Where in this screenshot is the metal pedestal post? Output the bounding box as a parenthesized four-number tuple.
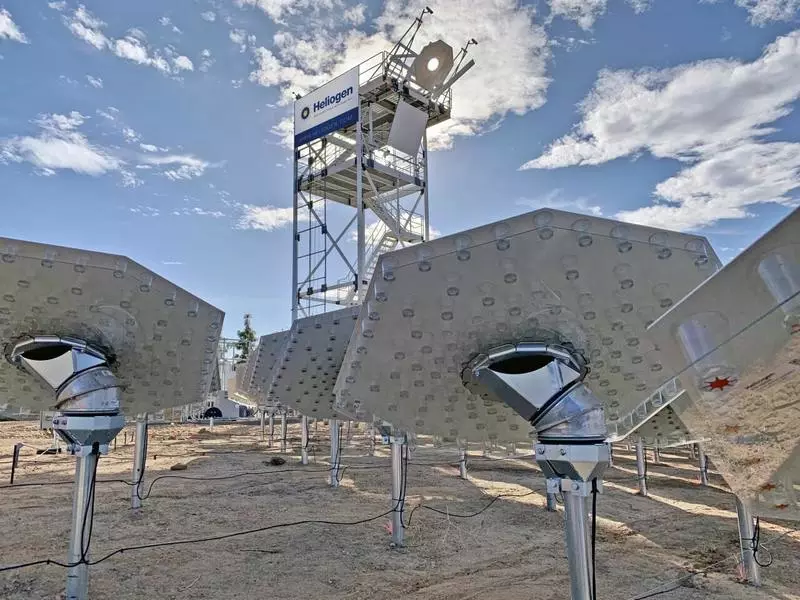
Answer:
(329, 419, 341, 487)
(368, 419, 376, 456)
(66, 451, 99, 600)
(546, 491, 558, 512)
(130, 416, 148, 509)
(209, 416, 214, 430)
(280, 411, 287, 454)
(635, 439, 648, 497)
(562, 487, 593, 600)
(301, 415, 309, 465)
(260, 411, 266, 442)
(390, 433, 406, 547)
(735, 496, 761, 586)
(607, 443, 614, 468)
(690, 443, 697, 459)
(458, 446, 467, 479)
(345, 420, 351, 445)
(652, 447, 661, 464)
(268, 412, 274, 447)
(482, 440, 489, 457)
(538, 444, 607, 600)
(698, 443, 709, 486)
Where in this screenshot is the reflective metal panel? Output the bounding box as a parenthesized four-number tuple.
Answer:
(628, 400, 698, 448)
(647, 208, 800, 520)
(248, 331, 289, 400)
(335, 209, 718, 442)
(269, 306, 362, 419)
(0, 237, 224, 414)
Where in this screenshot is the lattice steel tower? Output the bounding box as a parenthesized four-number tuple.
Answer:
(291, 9, 475, 319)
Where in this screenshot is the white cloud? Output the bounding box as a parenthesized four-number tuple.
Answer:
(140, 143, 169, 152)
(130, 205, 160, 217)
(159, 15, 182, 33)
(229, 29, 256, 52)
(522, 30, 800, 230)
(48, 1, 67, 10)
(715, 0, 800, 25)
(236, 0, 337, 23)
(172, 55, 194, 71)
(547, 0, 651, 28)
(139, 154, 211, 181)
(161, 260, 183, 265)
(0, 8, 27, 43)
(173, 206, 226, 218)
(122, 127, 140, 142)
(1, 112, 121, 176)
(517, 188, 604, 217)
(344, 4, 367, 25)
(250, 0, 551, 150)
(548, 0, 607, 30)
(86, 75, 103, 88)
(63, 6, 190, 75)
(616, 142, 800, 230)
(627, 0, 652, 12)
(199, 48, 213, 71)
(237, 204, 300, 230)
(200, 11, 217, 22)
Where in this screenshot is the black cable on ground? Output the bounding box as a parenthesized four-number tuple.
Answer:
(405, 489, 537, 526)
(752, 516, 773, 567)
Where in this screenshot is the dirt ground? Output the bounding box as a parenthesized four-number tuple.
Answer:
(0, 420, 798, 600)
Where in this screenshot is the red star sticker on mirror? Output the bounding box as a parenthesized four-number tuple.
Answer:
(705, 377, 733, 391)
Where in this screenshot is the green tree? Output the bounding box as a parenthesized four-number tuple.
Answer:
(235, 313, 256, 363)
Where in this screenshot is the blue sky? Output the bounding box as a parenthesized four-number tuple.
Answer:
(1, 0, 798, 338)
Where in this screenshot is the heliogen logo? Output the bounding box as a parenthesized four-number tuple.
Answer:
(311, 85, 354, 114)
(300, 106, 310, 119)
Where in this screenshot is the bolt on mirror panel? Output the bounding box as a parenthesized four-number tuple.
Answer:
(0, 237, 224, 415)
(627, 402, 698, 448)
(335, 209, 719, 443)
(646, 208, 800, 520)
(268, 306, 366, 419)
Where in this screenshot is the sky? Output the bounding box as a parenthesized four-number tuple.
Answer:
(0, 0, 798, 339)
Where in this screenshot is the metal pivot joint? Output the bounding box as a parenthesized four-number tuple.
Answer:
(463, 341, 609, 600)
(8, 336, 125, 600)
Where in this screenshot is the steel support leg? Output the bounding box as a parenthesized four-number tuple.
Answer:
(280, 411, 287, 454)
(636, 439, 648, 497)
(652, 447, 661, 464)
(209, 416, 214, 430)
(607, 443, 614, 468)
(301, 415, 309, 465)
(368, 419, 376, 457)
(66, 451, 98, 600)
(458, 446, 467, 479)
(329, 419, 341, 487)
(391, 434, 406, 547)
(131, 416, 148, 509)
(260, 411, 266, 442)
(563, 488, 593, 600)
(546, 491, 558, 512)
(735, 496, 761, 586)
(482, 440, 489, 457)
(268, 413, 274, 447)
(698, 443, 709, 486)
